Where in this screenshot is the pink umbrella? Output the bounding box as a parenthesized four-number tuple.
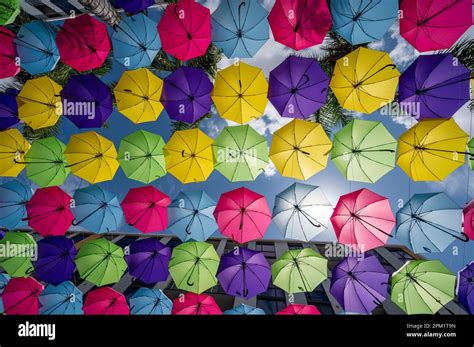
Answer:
(83, 287, 130, 315)
(330, 189, 395, 252)
(121, 186, 170, 233)
(0, 27, 20, 79)
(463, 200, 474, 240)
(276, 304, 320, 315)
(157, 0, 211, 61)
(172, 293, 222, 315)
(3, 277, 43, 315)
(214, 187, 271, 244)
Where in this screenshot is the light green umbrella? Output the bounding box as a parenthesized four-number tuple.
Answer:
(0, 0, 20, 26)
(212, 125, 269, 182)
(331, 119, 397, 183)
(168, 241, 219, 294)
(0, 231, 36, 277)
(272, 248, 328, 294)
(468, 138, 474, 170)
(391, 260, 456, 315)
(118, 130, 166, 184)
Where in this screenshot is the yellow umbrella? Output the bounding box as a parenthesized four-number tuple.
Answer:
(397, 119, 469, 181)
(17, 76, 62, 129)
(330, 47, 400, 114)
(164, 128, 214, 184)
(211, 62, 268, 124)
(64, 131, 119, 184)
(114, 68, 164, 124)
(0, 129, 30, 177)
(269, 119, 332, 180)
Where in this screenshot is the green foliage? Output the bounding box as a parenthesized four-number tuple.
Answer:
(170, 113, 212, 133)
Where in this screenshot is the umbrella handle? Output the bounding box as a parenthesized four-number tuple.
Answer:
(373, 298, 384, 307)
(456, 232, 470, 242)
(25, 266, 35, 275)
(187, 278, 194, 286)
(72, 219, 79, 226)
(238, 1, 246, 28)
(243, 288, 249, 297)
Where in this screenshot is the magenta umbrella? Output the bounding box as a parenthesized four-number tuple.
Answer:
(3, 277, 44, 315)
(83, 287, 130, 315)
(0, 27, 20, 79)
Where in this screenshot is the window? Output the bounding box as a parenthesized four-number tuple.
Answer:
(256, 298, 287, 315)
(287, 243, 303, 250)
(115, 236, 137, 248)
(305, 286, 335, 315)
(165, 238, 182, 249)
(254, 242, 276, 260)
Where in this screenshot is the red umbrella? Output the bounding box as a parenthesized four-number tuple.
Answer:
(56, 14, 111, 72)
(157, 0, 211, 61)
(3, 277, 44, 315)
(121, 186, 170, 233)
(26, 186, 74, 237)
(0, 27, 20, 79)
(172, 293, 222, 315)
(276, 304, 320, 315)
(83, 287, 130, 315)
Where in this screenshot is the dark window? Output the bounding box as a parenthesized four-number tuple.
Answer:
(115, 236, 136, 248)
(51, 0, 83, 13)
(256, 298, 287, 315)
(306, 286, 335, 315)
(165, 238, 182, 249)
(287, 243, 303, 250)
(254, 242, 276, 260)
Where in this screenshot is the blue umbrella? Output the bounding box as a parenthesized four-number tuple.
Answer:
(0, 273, 11, 313)
(0, 89, 20, 130)
(224, 303, 265, 315)
(39, 281, 83, 315)
(0, 180, 32, 230)
(212, 0, 269, 58)
(130, 288, 172, 315)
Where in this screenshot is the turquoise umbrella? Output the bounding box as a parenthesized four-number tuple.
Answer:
(38, 281, 83, 315)
(224, 303, 265, 315)
(130, 288, 172, 315)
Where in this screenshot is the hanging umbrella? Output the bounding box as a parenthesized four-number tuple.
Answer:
(75, 237, 127, 286)
(0, 27, 20, 79)
(391, 260, 456, 315)
(212, 125, 269, 182)
(0, 273, 10, 313)
(172, 293, 222, 315)
(157, 0, 211, 61)
(0, 88, 19, 130)
(469, 138, 474, 171)
(272, 248, 328, 293)
(39, 281, 83, 315)
(0, 231, 36, 277)
(456, 262, 474, 314)
(168, 241, 220, 294)
(115, 0, 155, 14)
(330, 255, 389, 314)
(331, 119, 397, 183)
(214, 187, 271, 244)
(269, 119, 332, 180)
(0, 180, 31, 230)
(224, 304, 265, 315)
(276, 304, 320, 315)
(161, 66, 213, 124)
(83, 287, 129, 315)
(211, 0, 269, 58)
(272, 183, 332, 241)
(130, 288, 173, 315)
(2, 277, 43, 315)
(167, 190, 217, 242)
(211, 62, 268, 124)
(121, 186, 170, 233)
(0, 128, 30, 177)
(0, 0, 19, 25)
(331, 188, 395, 252)
(463, 200, 474, 240)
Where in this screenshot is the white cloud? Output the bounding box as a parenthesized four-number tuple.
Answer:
(263, 160, 277, 178)
(247, 102, 291, 136)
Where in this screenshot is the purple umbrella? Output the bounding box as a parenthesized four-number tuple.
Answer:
(456, 261, 474, 314)
(0, 89, 19, 130)
(399, 53, 471, 120)
(217, 247, 271, 299)
(330, 255, 389, 314)
(125, 238, 171, 284)
(114, 0, 155, 14)
(268, 56, 329, 119)
(61, 74, 113, 128)
(161, 66, 213, 124)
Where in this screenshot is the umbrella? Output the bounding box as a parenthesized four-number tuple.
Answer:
(214, 187, 271, 244)
(330, 255, 389, 314)
(55, 14, 111, 72)
(272, 248, 328, 293)
(125, 238, 171, 284)
(212, 125, 269, 182)
(0, 180, 31, 230)
(224, 304, 265, 315)
(83, 287, 129, 315)
(130, 288, 173, 315)
(0, 27, 20, 79)
(397, 119, 469, 181)
(268, 56, 329, 119)
(456, 262, 474, 314)
(164, 128, 214, 184)
(469, 138, 474, 170)
(330, 47, 400, 114)
(0, 231, 36, 277)
(75, 237, 127, 286)
(157, 0, 211, 61)
(331, 188, 395, 252)
(331, 119, 397, 183)
(276, 304, 320, 315)
(0, 0, 19, 25)
(2, 277, 43, 315)
(217, 246, 271, 299)
(211, 0, 269, 58)
(115, 0, 155, 14)
(0, 128, 30, 177)
(172, 293, 222, 315)
(72, 185, 123, 233)
(463, 200, 474, 240)
(121, 186, 170, 233)
(0, 273, 10, 313)
(65, 131, 119, 184)
(114, 68, 164, 123)
(168, 241, 220, 294)
(161, 66, 213, 124)
(400, 0, 472, 52)
(391, 260, 456, 315)
(167, 190, 217, 242)
(211, 62, 268, 124)
(272, 183, 332, 241)
(39, 281, 83, 315)
(0, 88, 20, 130)
(269, 119, 332, 180)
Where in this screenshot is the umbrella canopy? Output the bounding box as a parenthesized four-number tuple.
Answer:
(167, 190, 217, 242)
(0, 128, 30, 177)
(172, 293, 222, 315)
(0, 0, 19, 25)
(212, 125, 269, 182)
(331, 188, 395, 252)
(83, 287, 129, 315)
(0, 89, 20, 130)
(463, 200, 474, 240)
(214, 187, 271, 244)
(115, 0, 155, 14)
(224, 303, 265, 315)
(391, 260, 456, 315)
(331, 119, 397, 183)
(269, 119, 332, 180)
(168, 241, 220, 294)
(469, 138, 474, 170)
(0, 180, 31, 230)
(0, 231, 36, 277)
(276, 304, 320, 315)
(0, 27, 20, 79)
(272, 248, 328, 293)
(211, 62, 268, 124)
(39, 281, 83, 315)
(158, 0, 211, 61)
(272, 183, 332, 241)
(211, 0, 269, 58)
(456, 262, 474, 314)
(2, 277, 43, 315)
(130, 288, 173, 315)
(0, 273, 10, 313)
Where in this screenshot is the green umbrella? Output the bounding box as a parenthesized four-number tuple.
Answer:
(118, 130, 166, 184)
(168, 241, 219, 294)
(0, 0, 20, 26)
(468, 138, 474, 170)
(331, 119, 397, 183)
(212, 125, 269, 182)
(75, 237, 127, 286)
(0, 231, 36, 277)
(272, 248, 328, 294)
(391, 260, 456, 315)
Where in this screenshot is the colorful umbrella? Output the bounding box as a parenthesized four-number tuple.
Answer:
(0, 128, 30, 177)
(0, 273, 10, 313)
(463, 200, 474, 240)
(456, 262, 474, 314)
(0, 88, 20, 130)
(0, 0, 19, 25)
(0, 27, 20, 79)
(2, 277, 43, 315)
(0, 231, 35, 277)
(469, 138, 474, 171)
(0, 180, 31, 230)
(276, 304, 320, 315)
(83, 287, 129, 315)
(224, 304, 265, 315)
(115, 0, 154, 14)
(39, 281, 83, 315)
(172, 293, 222, 315)
(130, 288, 173, 315)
